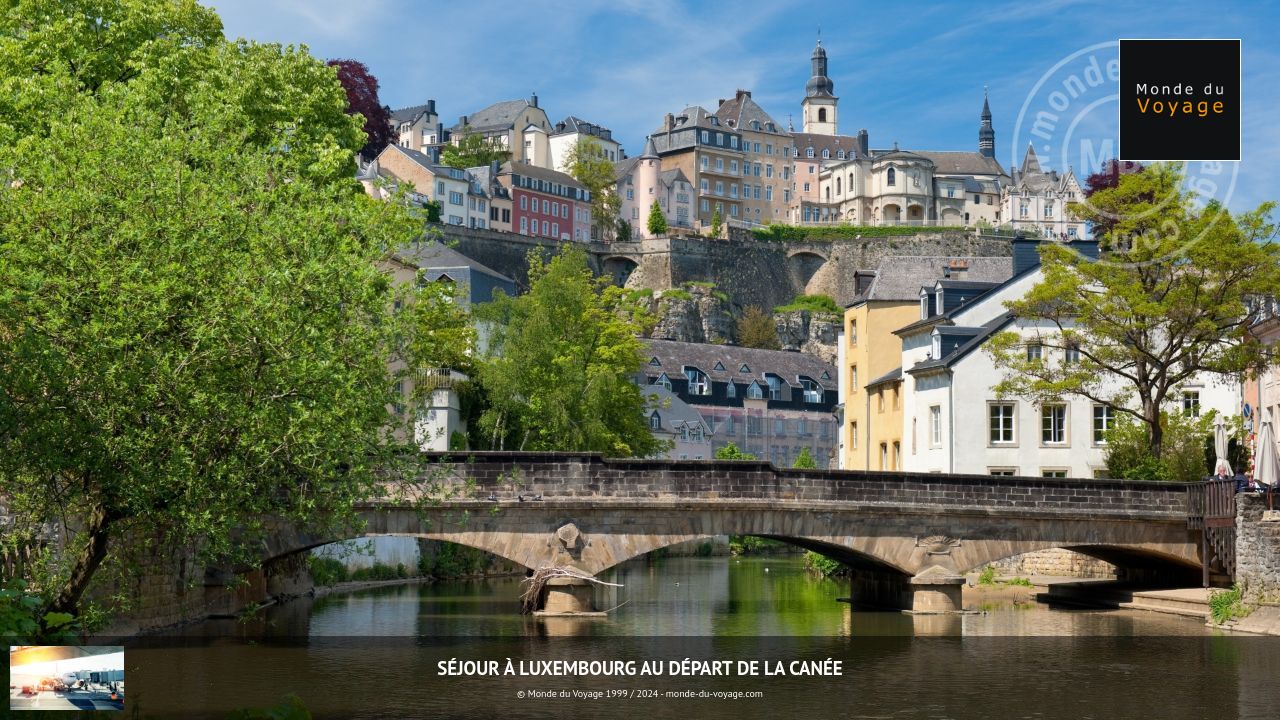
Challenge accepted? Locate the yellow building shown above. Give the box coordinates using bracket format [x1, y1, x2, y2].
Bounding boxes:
[839, 256, 1012, 470]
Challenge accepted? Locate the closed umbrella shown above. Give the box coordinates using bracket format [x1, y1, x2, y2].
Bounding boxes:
[1255, 421, 1278, 510]
[1213, 417, 1233, 478]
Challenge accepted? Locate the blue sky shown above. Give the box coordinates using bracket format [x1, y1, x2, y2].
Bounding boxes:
[208, 0, 1278, 212]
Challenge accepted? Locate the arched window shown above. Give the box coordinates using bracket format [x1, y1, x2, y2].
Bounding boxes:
[887, 167, 896, 186]
[684, 367, 710, 396]
[818, 108, 827, 122]
[848, 173, 855, 191]
[835, 176, 841, 195]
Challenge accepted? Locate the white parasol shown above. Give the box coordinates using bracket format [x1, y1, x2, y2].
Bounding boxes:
[1213, 417, 1233, 477]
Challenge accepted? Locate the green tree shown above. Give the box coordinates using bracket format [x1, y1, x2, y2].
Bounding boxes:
[710, 206, 723, 238]
[474, 247, 662, 456]
[403, 274, 477, 378]
[562, 136, 619, 240]
[715, 443, 756, 460]
[987, 165, 1280, 459]
[440, 125, 510, 169]
[615, 215, 633, 242]
[736, 306, 780, 350]
[792, 447, 817, 469]
[647, 200, 668, 236]
[0, 0, 420, 618]
[1102, 411, 1214, 482]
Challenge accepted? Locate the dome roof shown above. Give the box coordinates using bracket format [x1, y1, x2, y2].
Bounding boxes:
[806, 74, 834, 98]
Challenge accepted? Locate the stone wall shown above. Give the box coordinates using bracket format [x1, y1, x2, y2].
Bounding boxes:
[775, 309, 840, 364]
[988, 548, 1116, 579]
[1236, 494, 1280, 597]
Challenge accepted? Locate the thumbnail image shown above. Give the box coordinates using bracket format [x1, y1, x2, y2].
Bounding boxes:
[9, 646, 124, 712]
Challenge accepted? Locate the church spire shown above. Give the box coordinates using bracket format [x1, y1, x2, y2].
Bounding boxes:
[978, 85, 995, 159]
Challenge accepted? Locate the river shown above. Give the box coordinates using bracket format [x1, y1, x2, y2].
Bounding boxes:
[120, 556, 1280, 719]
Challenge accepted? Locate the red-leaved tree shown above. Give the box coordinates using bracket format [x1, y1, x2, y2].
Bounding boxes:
[328, 59, 392, 161]
[1081, 159, 1146, 240]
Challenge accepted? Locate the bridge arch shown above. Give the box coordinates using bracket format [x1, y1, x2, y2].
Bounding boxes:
[785, 250, 828, 293]
[601, 255, 639, 286]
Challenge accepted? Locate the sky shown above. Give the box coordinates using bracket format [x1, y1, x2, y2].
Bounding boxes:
[207, 0, 1279, 212]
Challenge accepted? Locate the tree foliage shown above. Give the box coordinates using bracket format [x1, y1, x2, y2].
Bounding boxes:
[562, 136, 619, 239]
[987, 165, 1280, 458]
[647, 199, 668, 236]
[440, 126, 510, 169]
[1102, 412, 1214, 482]
[715, 443, 756, 460]
[0, 0, 420, 617]
[736, 306, 780, 350]
[710, 207, 723, 238]
[474, 248, 662, 456]
[792, 447, 818, 469]
[327, 59, 392, 161]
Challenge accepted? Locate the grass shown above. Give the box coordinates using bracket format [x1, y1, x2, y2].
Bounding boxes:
[661, 288, 693, 301]
[774, 293, 841, 314]
[1209, 584, 1253, 624]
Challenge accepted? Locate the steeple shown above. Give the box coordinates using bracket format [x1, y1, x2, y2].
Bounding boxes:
[801, 37, 838, 135]
[805, 38, 835, 98]
[640, 135, 658, 159]
[978, 86, 995, 159]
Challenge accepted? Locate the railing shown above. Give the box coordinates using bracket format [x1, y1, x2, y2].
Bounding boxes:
[1188, 479, 1237, 585]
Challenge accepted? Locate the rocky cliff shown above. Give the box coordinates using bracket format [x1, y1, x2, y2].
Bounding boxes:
[775, 310, 840, 365]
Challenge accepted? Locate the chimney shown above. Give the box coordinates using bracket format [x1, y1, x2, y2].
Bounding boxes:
[491, 159, 500, 175]
[857, 129, 869, 155]
[665, 113, 675, 131]
[947, 259, 969, 278]
[427, 99, 436, 115]
[459, 115, 468, 127]
[530, 92, 538, 108]
[1068, 238, 1100, 261]
[737, 89, 751, 99]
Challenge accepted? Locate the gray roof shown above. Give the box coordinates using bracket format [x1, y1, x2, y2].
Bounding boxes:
[641, 339, 836, 387]
[659, 168, 690, 186]
[393, 241, 514, 284]
[907, 313, 1016, 374]
[450, 99, 535, 134]
[793, 132, 864, 161]
[613, 156, 640, 183]
[860, 256, 1013, 303]
[865, 366, 902, 389]
[641, 385, 711, 434]
[551, 116, 615, 141]
[1009, 145, 1079, 192]
[914, 150, 1006, 177]
[714, 91, 787, 136]
[390, 103, 436, 125]
[501, 160, 586, 191]
[651, 106, 731, 137]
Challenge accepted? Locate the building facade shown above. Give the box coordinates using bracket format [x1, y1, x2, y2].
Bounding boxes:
[449, 96, 553, 169]
[550, 116, 623, 172]
[390, 100, 444, 155]
[615, 137, 694, 237]
[649, 106, 746, 229]
[1003, 145, 1087, 239]
[642, 385, 714, 460]
[714, 89, 796, 226]
[368, 144, 482, 227]
[497, 160, 591, 241]
[640, 339, 840, 468]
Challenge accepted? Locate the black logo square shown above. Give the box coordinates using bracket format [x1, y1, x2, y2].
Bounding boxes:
[1119, 39, 1240, 161]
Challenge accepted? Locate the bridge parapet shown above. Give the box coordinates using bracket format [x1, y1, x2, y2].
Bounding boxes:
[413, 452, 1190, 518]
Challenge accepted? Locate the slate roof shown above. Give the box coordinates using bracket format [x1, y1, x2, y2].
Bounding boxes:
[450, 99, 535, 134]
[651, 106, 730, 135]
[1008, 145, 1079, 192]
[393, 241, 514, 284]
[859, 256, 1013, 303]
[641, 385, 712, 434]
[865, 366, 902, 389]
[913, 150, 1006, 177]
[641, 339, 836, 387]
[907, 313, 1016, 374]
[390, 103, 436, 125]
[502, 160, 587, 191]
[659, 168, 690, 186]
[714, 91, 787, 135]
[551, 116, 614, 140]
[614, 156, 640, 183]
[793, 132, 865, 161]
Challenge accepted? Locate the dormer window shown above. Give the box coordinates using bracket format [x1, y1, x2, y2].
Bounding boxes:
[935, 288, 944, 313]
[822, 149, 830, 159]
[920, 289, 930, 319]
[931, 333, 942, 360]
[684, 367, 710, 396]
[806, 148, 815, 159]
[649, 412, 661, 430]
[800, 377, 824, 404]
[655, 373, 673, 391]
[747, 381, 764, 400]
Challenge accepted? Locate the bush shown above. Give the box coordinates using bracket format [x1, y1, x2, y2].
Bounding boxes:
[977, 565, 998, 586]
[803, 551, 846, 576]
[715, 442, 756, 460]
[774, 294, 841, 315]
[306, 556, 348, 586]
[419, 542, 489, 579]
[728, 535, 789, 555]
[349, 563, 404, 582]
[661, 288, 693, 301]
[1104, 411, 1216, 482]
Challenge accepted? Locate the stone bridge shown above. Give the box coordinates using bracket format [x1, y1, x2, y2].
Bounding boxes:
[268, 453, 1202, 614]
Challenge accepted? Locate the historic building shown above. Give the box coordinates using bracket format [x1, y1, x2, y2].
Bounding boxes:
[641, 385, 714, 460]
[390, 99, 445, 156]
[714, 89, 796, 225]
[1003, 145, 1087, 239]
[895, 238, 1238, 477]
[496, 160, 591, 241]
[449, 95, 553, 170]
[365, 144, 488, 228]
[639, 339, 840, 468]
[549, 116, 623, 172]
[648, 106, 746, 229]
[468, 162, 513, 232]
[614, 137, 694, 238]
[838, 255, 1013, 470]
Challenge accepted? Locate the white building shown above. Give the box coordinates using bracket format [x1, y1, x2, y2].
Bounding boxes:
[1003, 145, 1087, 239]
[448, 95, 553, 170]
[897, 238, 1239, 478]
[550, 116, 623, 173]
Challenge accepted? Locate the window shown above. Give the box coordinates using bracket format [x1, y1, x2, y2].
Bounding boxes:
[929, 406, 942, 446]
[765, 375, 783, 400]
[701, 156, 709, 171]
[650, 412, 661, 430]
[849, 321, 858, 346]
[887, 167, 896, 186]
[877, 390, 885, 412]
[800, 378, 823, 403]
[1183, 390, 1200, 417]
[726, 382, 736, 398]
[730, 205, 738, 217]
[822, 148, 830, 159]
[542, 220, 549, 235]
[685, 367, 710, 396]
[1093, 404, 1114, 444]
[989, 468, 1017, 476]
[747, 381, 764, 400]
[1041, 404, 1067, 444]
[436, 180, 445, 195]
[774, 419, 786, 436]
[715, 181, 724, 195]
[990, 403, 1016, 444]
[1065, 343, 1081, 364]
[803, 182, 811, 192]
[655, 373, 672, 391]
[1026, 343, 1042, 361]
[542, 200, 550, 214]
[701, 130, 709, 143]
[731, 160, 738, 173]
[448, 191, 463, 205]
[946, 185, 955, 198]
[1042, 469, 1068, 478]
[851, 421, 858, 449]
[520, 217, 528, 233]
[879, 443, 888, 470]
[892, 441, 901, 470]
[806, 148, 814, 158]
[1045, 201, 1055, 218]
[716, 158, 724, 171]
[701, 199, 709, 212]
[818, 108, 827, 122]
